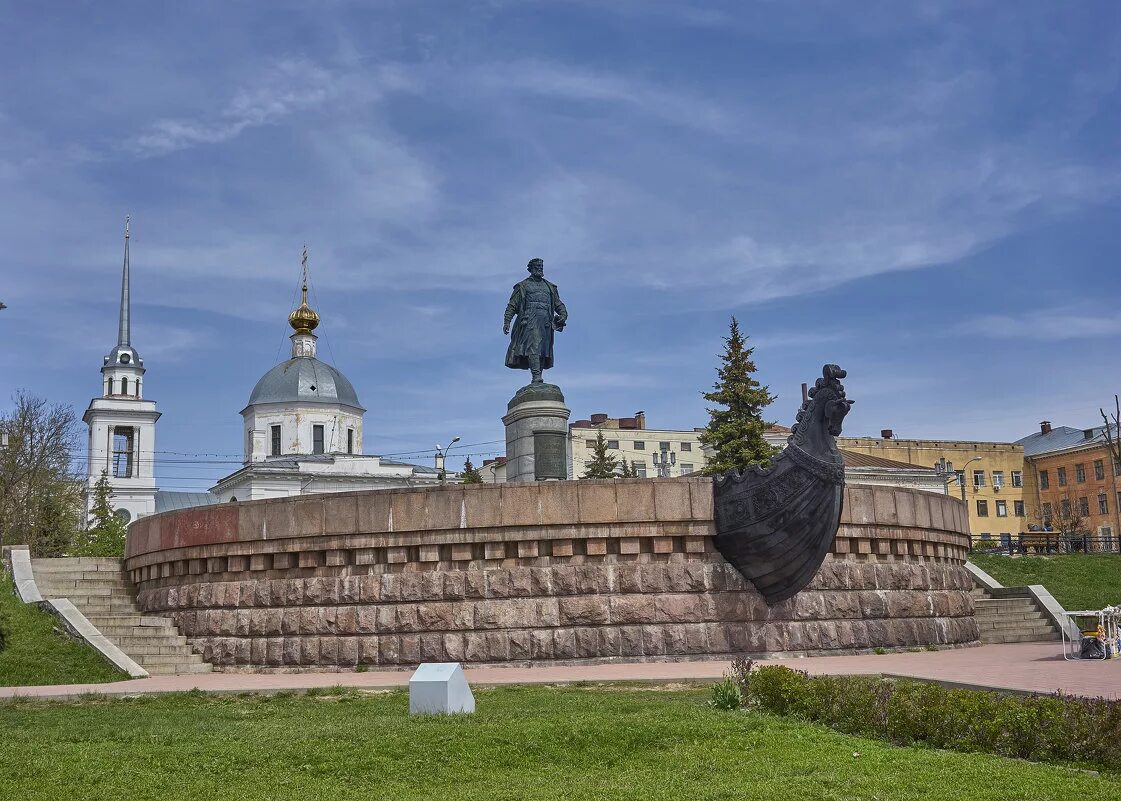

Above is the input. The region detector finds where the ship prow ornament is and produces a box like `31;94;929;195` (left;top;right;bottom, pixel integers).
713;365;854;605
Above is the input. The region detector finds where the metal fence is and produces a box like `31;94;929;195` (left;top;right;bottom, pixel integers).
971;533;1120;556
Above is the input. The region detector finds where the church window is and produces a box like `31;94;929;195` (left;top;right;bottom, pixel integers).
347;429;354;454
270;425;281;456
313;425;325;454
112;427;134;478
107;377;114;395
121;377;129;395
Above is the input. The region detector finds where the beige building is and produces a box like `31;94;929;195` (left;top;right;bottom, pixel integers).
839;434;1027;546
567;411;790;479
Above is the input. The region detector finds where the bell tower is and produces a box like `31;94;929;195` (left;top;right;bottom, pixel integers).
83;217;161;523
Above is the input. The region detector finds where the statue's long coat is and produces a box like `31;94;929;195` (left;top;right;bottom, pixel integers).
504;277;568;370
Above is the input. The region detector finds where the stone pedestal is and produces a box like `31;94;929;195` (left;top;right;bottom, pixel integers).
502;383;571;482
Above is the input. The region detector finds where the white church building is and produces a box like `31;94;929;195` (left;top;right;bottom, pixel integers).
208;250;441;501
83;218;161;524
85;235;439;520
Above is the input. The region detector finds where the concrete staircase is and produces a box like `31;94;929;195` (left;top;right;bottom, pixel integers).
31;557;211;675
973;589;1061;644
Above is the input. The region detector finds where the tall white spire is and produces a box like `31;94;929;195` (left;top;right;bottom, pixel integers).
118;215;131;346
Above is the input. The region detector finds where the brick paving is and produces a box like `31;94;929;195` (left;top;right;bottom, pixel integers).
1;642;1117;701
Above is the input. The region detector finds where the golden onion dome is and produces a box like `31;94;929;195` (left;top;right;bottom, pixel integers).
288;282;320;335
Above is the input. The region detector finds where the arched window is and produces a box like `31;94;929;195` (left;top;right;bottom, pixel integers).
229;496;238;503
107;378;114;395
121;377;129;395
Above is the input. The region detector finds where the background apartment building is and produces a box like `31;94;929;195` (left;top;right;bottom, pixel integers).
839;433;1027;546
1016;421;1121;546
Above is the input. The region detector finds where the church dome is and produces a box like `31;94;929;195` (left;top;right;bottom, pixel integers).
245;357;365;411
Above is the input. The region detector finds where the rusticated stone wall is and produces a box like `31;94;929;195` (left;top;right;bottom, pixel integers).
124;479;978;669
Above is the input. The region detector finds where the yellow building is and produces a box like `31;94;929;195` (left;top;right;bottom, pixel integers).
838;434;1027;546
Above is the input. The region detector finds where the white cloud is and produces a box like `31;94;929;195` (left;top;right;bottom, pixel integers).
961;311;1121;341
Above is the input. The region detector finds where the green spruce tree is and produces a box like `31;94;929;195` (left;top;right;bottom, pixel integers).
617;458;635;478
700;316;778;475
581;430;618;479
78;471;127;557
460;457;484;485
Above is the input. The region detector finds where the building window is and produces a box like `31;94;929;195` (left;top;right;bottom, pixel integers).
1078;496;1090;517
680;463;694;474
111;427;134;478
1094;459;1105;480
992;471;1004;489
633;441;645;450
1075;463;1086;483
659;442;670;451
996;500;1007;517
106;377;114;395
607;440;619;449
271;425;281;456
973;470;986;488
680;442;692;452
1042;502;1053;527
1099;492;1109;515
121;377;129;395
1057;467;1067;486
1061;498;1071;518
347;429;355;454
1039;470;1049;489
633;461;646;478
1014;500;1025;517
1011;470;1023;488
976;499;989;517
585;439;597;447
312;424;325;454
980;532;992;541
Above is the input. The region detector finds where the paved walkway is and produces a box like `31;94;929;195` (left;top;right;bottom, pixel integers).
1;642;1117;701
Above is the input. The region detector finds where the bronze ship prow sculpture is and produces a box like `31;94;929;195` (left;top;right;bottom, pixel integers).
712;365;854;605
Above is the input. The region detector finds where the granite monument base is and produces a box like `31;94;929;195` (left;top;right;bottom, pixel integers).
502;383;571;482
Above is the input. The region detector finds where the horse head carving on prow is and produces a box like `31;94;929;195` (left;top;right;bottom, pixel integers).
713;362;854;605
789;364;854;457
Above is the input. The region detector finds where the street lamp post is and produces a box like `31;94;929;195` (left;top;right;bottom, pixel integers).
653;448;676;478
934;456;982;504
435;436;461;485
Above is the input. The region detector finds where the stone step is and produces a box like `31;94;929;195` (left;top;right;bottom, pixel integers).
982;631;1062;643
34;573;131;584
974;597;1038;606
122;644;204;657
65;600;142;615
977;613;1044;627
96;627;182;640
978;616;1052;630
979;622;1057;636
109;634;189;647
143;662;213;675
137;653;207;666
31;557;123;569
83;613;174;628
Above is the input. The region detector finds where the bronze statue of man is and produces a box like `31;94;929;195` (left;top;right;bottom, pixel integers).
503;258;568;384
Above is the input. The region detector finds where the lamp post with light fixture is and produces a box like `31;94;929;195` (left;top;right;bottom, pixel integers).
435;436;461;485
934;456;982;504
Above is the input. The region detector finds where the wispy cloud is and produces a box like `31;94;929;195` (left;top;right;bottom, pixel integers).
961;311;1121;341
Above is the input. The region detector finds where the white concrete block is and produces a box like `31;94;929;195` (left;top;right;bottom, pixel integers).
409;662;475;715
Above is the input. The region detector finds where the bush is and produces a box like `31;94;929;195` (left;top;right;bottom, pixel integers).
739;666;1121;771
710;677;742;711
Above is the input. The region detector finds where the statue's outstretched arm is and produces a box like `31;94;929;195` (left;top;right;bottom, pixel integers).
503;287;519;333
553;292;568;331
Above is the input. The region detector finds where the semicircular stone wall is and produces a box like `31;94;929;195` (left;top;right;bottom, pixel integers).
124;478;978;669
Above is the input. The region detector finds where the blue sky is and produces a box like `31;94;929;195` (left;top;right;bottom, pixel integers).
1;1;1119;491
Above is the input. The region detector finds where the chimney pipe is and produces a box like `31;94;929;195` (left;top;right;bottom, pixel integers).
880;429;893;440
634;411;646;430
1040;420;1052;435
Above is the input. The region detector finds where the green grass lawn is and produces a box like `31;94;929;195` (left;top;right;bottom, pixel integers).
969;553;1121;610
0;574;126;687
1;686;1118;801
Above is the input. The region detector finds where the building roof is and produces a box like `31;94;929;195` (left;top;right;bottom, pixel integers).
154;490;219;514
839;449;934;471
1016;425;1114;457
245;356;364;411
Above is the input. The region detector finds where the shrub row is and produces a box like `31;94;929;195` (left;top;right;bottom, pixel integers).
717;660;1121;770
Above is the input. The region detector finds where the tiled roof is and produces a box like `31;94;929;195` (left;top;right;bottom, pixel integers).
154;491;219;514
839;450;934;471
1016;425;1113;457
